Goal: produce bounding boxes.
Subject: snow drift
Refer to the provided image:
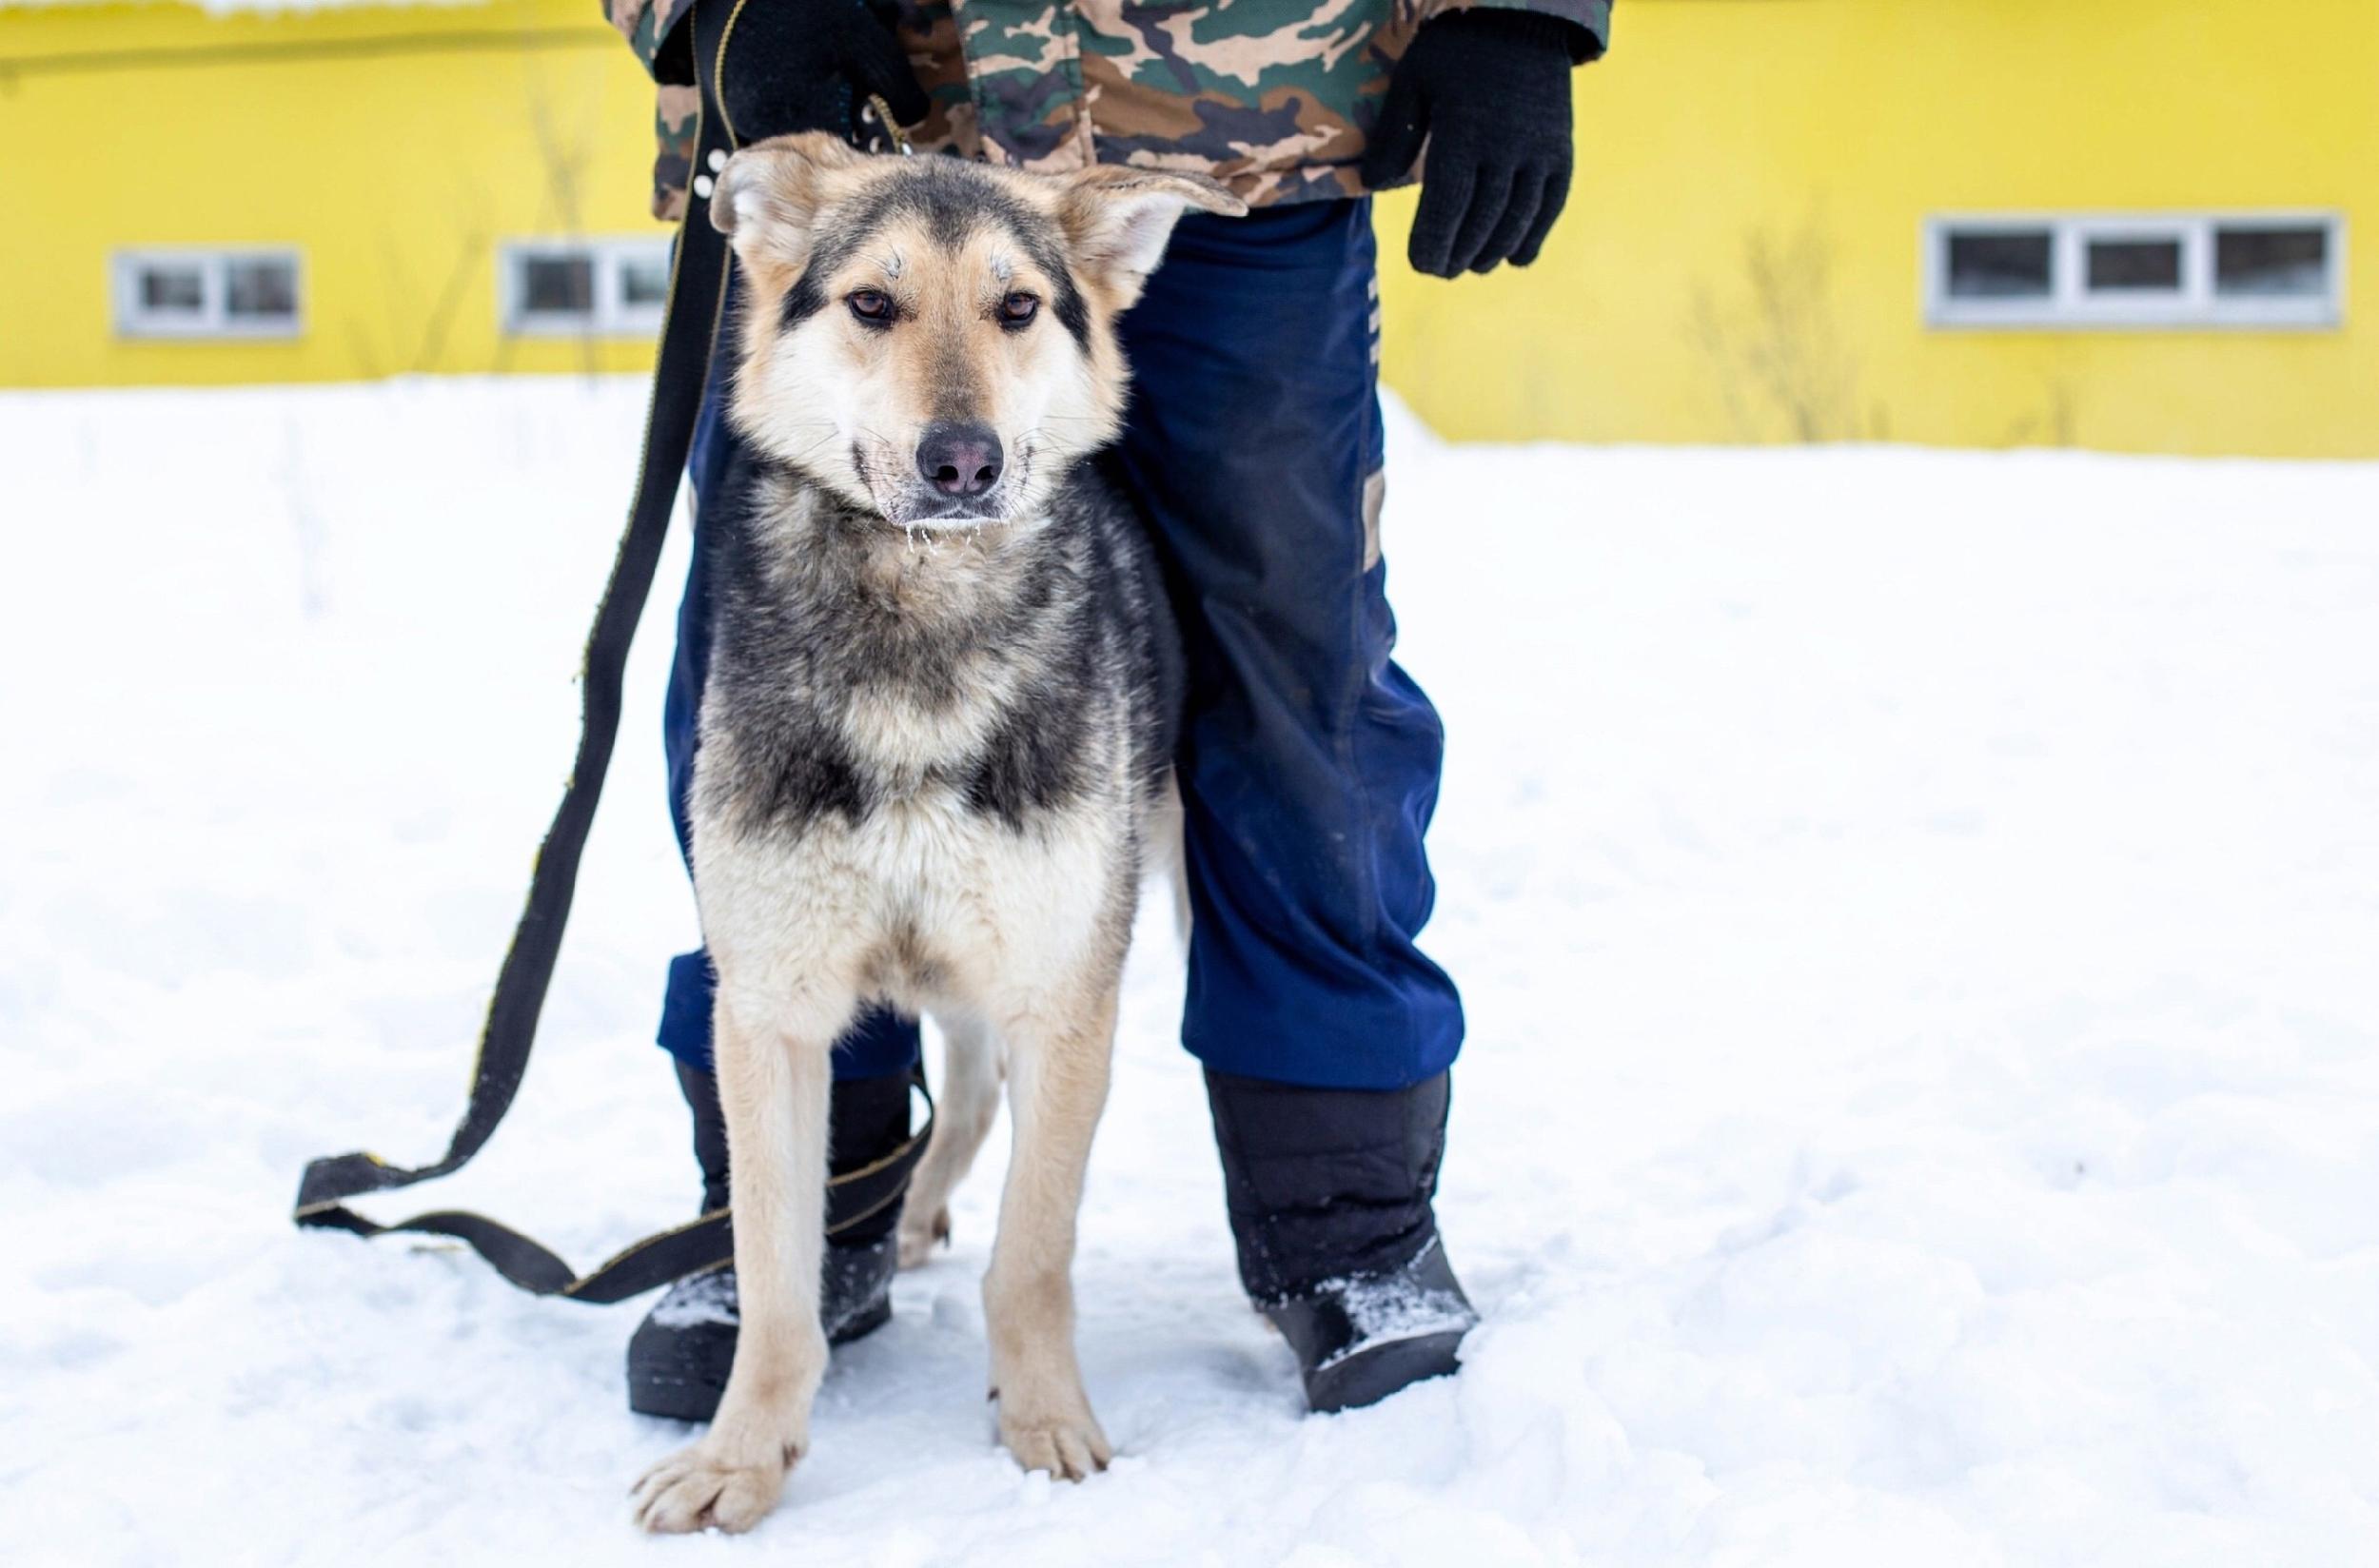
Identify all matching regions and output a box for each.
[2,380,2374,1565]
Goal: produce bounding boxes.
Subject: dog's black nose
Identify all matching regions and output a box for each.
[916,422,1003,498]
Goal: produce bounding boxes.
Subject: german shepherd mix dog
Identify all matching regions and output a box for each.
[631,135,1244,1534]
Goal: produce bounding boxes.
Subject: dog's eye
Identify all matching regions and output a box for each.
[997,292,1040,328]
[847,290,895,324]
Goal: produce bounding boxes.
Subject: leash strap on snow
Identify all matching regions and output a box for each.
[291,0,932,1303]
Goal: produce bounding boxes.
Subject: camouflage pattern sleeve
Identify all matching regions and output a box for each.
[649,84,700,222]
[977,0,1405,206]
[891,1,983,159]
[607,0,698,78]
[624,2,1609,219]
[954,1,1607,207]
[609,0,697,217]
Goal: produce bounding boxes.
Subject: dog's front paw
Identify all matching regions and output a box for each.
[631,1434,796,1535]
[896,1205,951,1270]
[995,1396,1112,1481]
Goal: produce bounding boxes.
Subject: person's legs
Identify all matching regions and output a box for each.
[1111,200,1477,1409]
[1111,199,1461,1095]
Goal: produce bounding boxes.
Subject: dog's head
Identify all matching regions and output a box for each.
[709,135,1247,530]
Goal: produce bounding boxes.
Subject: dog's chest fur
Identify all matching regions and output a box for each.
[688,461,1177,1008]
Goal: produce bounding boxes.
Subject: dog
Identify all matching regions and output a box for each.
[630,133,1244,1535]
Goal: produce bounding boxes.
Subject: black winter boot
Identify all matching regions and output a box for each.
[626,1060,914,1421]
[1205,1068,1481,1414]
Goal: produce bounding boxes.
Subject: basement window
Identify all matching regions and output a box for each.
[2215,225,2334,299]
[501,240,673,338]
[1926,214,2343,329]
[1945,229,2053,300]
[113,249,303,339]
[2087,236,2183,293]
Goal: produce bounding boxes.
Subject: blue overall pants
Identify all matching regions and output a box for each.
[659,197,1461,1092]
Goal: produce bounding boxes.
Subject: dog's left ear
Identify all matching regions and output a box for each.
[1059,168,1248,309]
[710,131,864,286]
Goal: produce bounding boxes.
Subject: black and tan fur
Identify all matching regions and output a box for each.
[630,136,1242,1535]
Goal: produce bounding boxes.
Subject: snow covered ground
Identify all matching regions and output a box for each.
[3,378,2375,1566]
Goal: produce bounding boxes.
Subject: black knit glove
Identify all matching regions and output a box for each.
[659,0,930,147]
[1360,9,1585,277]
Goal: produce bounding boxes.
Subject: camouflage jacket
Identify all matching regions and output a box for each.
[611,0,1611,222]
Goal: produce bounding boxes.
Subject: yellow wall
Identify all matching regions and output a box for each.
[0,0,662,383]
[6,0,2375,456]
[1380,0,2379,457]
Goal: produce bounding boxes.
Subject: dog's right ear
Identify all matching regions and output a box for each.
[1057,167,1248,311]
[709,132,862,285]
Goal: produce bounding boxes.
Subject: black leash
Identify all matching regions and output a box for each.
[292,0,930,1303]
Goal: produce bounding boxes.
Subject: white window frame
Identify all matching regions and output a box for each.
[112,247,305,340]
[499,238,673,338]
[1923,212,2345,331]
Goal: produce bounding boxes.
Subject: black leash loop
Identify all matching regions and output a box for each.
[292,0,931,1303]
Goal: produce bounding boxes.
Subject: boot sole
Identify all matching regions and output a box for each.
[1303,1325,1467,1414]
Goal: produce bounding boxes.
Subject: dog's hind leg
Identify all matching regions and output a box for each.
[635,986,845,1535]
[981,977,1118,1480]
[898,1010,1003,1268]
[1149,770,1192,955]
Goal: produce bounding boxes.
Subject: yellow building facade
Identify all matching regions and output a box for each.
[1,0,662,383]
[1382,0,2379,458]
[5,0,2374,457]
